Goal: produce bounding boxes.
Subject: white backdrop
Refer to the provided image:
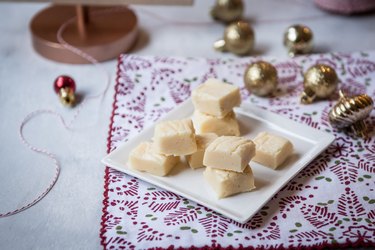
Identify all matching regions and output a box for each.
[0,1,374,249]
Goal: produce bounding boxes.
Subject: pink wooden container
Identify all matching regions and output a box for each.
[314,0,375,14]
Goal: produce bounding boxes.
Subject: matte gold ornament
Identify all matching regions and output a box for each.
[329,90,374,138]
[214,21,254,56]
[301,64,338,104]
[244,61,278,96]
[211,0,244,23]
[284,24,313,57]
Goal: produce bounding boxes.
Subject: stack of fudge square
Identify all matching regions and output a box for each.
[129,79,293,198]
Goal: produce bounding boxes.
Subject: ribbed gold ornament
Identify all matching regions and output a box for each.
[329,90,374,138]
[211,0,244,23]
[214,20,254,56]
[283,24,313,57]
[244,61,278,96]
[301,64,338,104]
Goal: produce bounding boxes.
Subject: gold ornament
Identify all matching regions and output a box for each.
[214,21,254,56]
[244,61,278,96]
[211,0,244,23]
[284,24,313,57]
[59,87,76,107]
[329,90,374,138]
[301,64,338,104]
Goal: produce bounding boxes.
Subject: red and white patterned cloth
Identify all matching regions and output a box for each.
[101,52,375,249]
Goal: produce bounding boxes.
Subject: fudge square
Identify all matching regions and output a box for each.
[203,166,255,198]
[252,132,293,169]
[192,110,240,136]
[153,119,197,156]
[203,136,255,172]
[186,133,218,169]
[128,142,180,176]
[192,78,241,118]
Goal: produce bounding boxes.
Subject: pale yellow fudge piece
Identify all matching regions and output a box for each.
[153,119,197,156]
[186,133,218,169]
[203,166,255,198]
[252,132,293,169]
[192,78,241,118]
[128,142,180,176]
[203,136,255,172]
[192,110,240,136]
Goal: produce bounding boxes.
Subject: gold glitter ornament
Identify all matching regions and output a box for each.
[301,64,338,104]
[244,61,278,96]
[214,21,254,56]
[211,0,244,23]
[329,90,374,138]
[284,24,313,57]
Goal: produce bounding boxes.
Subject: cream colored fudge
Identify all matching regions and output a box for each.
[128,142,180,176]
[203,166,255,198]
[252,132,293,169]
[186,133,218,169]
[192,78,241,118]
[203,136,255,172]
[153,119,197,156]
[192,110,240,136]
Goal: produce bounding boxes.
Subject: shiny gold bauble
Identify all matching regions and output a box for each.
[211,0,244,23]
[329,90,374,138]
[59,87,76,107]
[244,61,278,96]
[301,64,338,104]
[284,24,313,57]
[214,21,254,56]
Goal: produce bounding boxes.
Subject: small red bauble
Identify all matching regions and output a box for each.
[54,75,76,107]
[54,75,76,93]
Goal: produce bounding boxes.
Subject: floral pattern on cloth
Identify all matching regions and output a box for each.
[101,52,375,249]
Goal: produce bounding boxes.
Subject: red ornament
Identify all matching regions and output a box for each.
[54,75,76,107]
[54,75,76,93]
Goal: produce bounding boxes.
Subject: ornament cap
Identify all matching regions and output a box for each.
[300,87,316,104]
[338,89,347,100]
[59,87,76,107]
[350,120,368,138]
[213,39,227,52]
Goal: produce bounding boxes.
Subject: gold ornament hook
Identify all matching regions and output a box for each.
[300,87,316,104]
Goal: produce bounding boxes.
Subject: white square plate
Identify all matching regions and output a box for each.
[102,99,334,223]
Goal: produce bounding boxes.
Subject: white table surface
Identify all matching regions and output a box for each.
[0,1,374,249]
